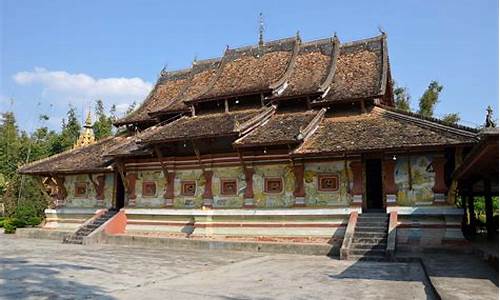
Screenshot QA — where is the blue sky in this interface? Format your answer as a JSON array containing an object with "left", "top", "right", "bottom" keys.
[{"left": 1, "top": 0, "right": 498, "bottom": 132}]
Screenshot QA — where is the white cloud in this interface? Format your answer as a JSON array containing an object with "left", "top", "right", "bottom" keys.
[{"left": 12, "top": 67, "right": 152, "bottom": 106}]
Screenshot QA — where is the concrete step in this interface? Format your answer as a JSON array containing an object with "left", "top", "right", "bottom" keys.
[
  {"left": 358, "top": 213, "right": 387, "bottom": 218},
  {"left": 63, "top": 238, "right": 83, "bottom": 244},
  {"left": 353, "top": 232, "right": 387, "bottom": 238},
  {"left": 355, "top": 226, "right": 387, "bottom": 233},
  {"left": 348, "top": 255, "right": 387, "bottom": 262},
  {"left": 349, "top": 248, "right": 386, "bottom": 256},
  {"left": 356, "top": 220, "right": 388, "bottom": 226},
  {"left": 353, "top": 237, "right": 387, "bottom": 244},
  {"left": 351, "top": 243, "right": 386, "bottom": 250}
]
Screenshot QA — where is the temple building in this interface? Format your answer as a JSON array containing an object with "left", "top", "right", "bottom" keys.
[{"left": 18, "top": 32, "right": 498, "bottom": 258}]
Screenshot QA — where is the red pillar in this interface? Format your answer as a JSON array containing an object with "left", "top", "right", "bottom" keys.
[
  {"left": 293, "top": 164, "right": 306, "bottom": 207},
  {"left": 432, "top": 157, "right": 448, "bottom": 204},
  {"left": 243, "top": 168, "right": 255, "bottom": 208},
  {"left": 125, "top": 173, "right": 137, "bottom": 207},
  {"left": 163, "top": 172, "right": 175, "bottom": 207},
  {"left": 202, "top": 170, "right": 214, "bottom": 208},
  {"left": 350, "top": 161, "right": 363, "bottom": 207},
  {"left": 383, "top": 160, "right": 398, "bottom": 206}
]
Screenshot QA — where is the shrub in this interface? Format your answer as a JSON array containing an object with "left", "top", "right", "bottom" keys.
[{"left": 3, "top": 219, "right": 15, "bottom": 234}]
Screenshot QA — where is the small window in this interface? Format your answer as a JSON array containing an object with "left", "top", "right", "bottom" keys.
[
  {"left": 142, "top": 181, "right": 157, "bottom": 197},
  {"left": 265, "top": 178, "right": 283, "bottom": 194},
  {"left": 221, "top": 179, "right": 237, "bottom": 195},
  {"left": 74, "top": 182, "right": 87, "bottom": 197},
  {"left": 318, "top": 175, "right": 339, "bottom": 191},
  {"left": 181, "top": 181, "right": 196, "bottom": 196}
]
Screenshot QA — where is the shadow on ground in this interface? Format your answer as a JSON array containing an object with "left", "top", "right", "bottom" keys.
[{"left": 0, "top": 257, "right": 115, "bottom": 299}]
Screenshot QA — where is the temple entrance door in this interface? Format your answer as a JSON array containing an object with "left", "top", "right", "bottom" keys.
[
  {"left": 115, "top": 173, "right": 125, "bottom": 209},
  {"left": 365, "top": 159, "right": 383, "bottom": 210}
]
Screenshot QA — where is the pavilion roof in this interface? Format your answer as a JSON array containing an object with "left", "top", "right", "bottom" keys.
[
  {"left": 114, "top": 69, "right": 191, "bottom": 126},
  {"left": 293, "top": 106, "right": 478, "bottom": 156},
  {"left": 18, "top": 135, "right": 127, "bottom": 175},
  {"left": 139, "top": 109, "right": 263, "bottom": 143},
  {"left": 115, "top": 33, "right": 390, "bottom": 127},
  {"left": 233, "top": 110, "right": 319, "bottom": 147}
]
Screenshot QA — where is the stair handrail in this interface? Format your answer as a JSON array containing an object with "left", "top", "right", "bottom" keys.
[
  {"left": 83, "top": 208, "right": 127, "bottom": 245},
  {"left": 63, "top": 208, "right": 107, "bottom": 241},
  {"left": 340, "top": 211, "right": 358, "bottom": 260},
  {"left": 386, "top": 210, "right": 398, "bottom": 258}
]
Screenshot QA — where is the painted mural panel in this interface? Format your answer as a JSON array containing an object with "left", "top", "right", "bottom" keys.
[
  {"left": 173, "top": 169, "right": 204, "bottom": 208},
  {"left": 212, "top": 166, "right": 245, "bottom": 208},
  {"left": 253, "top": 164, "right": 295, "bottom": 208},
  {"left": 304, "top": 161, "right": 352, "bottom": 206},
  {"left": 395, "top": 155, "right": 435, "bottom": 206},
  {"left": 63, "top": 174, "right": 113, "bottom": 208},
  {"left": 134, "top": 170, "right": 165, "bottom": 208}
]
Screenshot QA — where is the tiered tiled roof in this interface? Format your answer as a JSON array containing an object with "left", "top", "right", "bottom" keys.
[
  {"left": 270, "top": 37, "right": 338, "bottom": 99},
  {"left": 234, "top": 110, "right": 318, "bottom": 147},
  {"left": 115, "top": 34, "right": 389, "bottom": 127},
  {"left": 140, "top": 109, "right": 263, "bottom": 143},
  {"left": 19, "top": 32, "right": 483, "bottom": 176},
  {"left": 188, "top": 37, "right": 298, "bottom": 103},
  {"left": 151, "top": 58, "right": 222, "bottom": 117},
  {"left": 315, "top": 35, "right": 387, "bottom": 104},
  {"left": 114, "top": 69, "right": 191, "bottom": 126},
  {"left": 18, "top": 136, "right": 127, "bottom": 175},
  {"left": 294, "top": 106, "right": 478, "bottom": 156}
]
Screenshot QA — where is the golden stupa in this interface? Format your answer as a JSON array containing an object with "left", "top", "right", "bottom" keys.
[{"left": 73, "top": 111, "right": 96, "bottom": 149}]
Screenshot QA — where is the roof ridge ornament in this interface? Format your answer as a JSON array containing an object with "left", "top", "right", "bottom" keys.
[
  {"left": 258, "top": 12, "right": 265, "bottom": 48},
  {"left": 485, "top": 105, "right": 496, "bottom": 128},
  {"left": 377, "top": 26, "right": 386, "bottom": 36},
  {"left": 296, "top": 30, "right": 301, "bottom": 42},
  {"left": 160, "top": 64, "right": 168, "bottom": 77}
]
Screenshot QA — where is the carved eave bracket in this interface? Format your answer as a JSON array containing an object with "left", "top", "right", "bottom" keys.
[
  {"left": 297, "top": 108, "right": 326, "bottom": 141},
  {"left": 236, "top": 105, "right": 276, "bottom": 137}
]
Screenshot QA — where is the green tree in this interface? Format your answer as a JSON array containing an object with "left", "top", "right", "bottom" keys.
[
  {"left": 418, "top": 81, "right": 443, "bottom": 117},
  {"left": 126, "top": 101, "right": 137, "bottom": 115},
  {"left": 393, "top": 82, "right": 411, "bottom": 112},
  {"left": 93, "top": 99, "right": 113, "bottom": 140},
  {"left": 60, "top": 106, "right": 81, "bottom": 150},
  {"left": 442, "top": 113, "right": 461, "bottom": 125}
]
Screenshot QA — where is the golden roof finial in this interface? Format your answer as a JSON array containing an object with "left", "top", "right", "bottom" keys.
[
  {"left": 74, "top": 109, "right": 96, "bottom": 149},
  {"left": 84, "top": 110, "right": 92, "bottom": 128}
]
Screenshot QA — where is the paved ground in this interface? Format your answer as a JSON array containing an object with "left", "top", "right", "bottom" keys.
[
  {"left": 0, "top": 234, "right": 497, "bottom": 300},
  {"left": 422, "top": 254, "right": 498, "bottom": 300},
  {"left": 0, "top": 234, "right": 437, "bottom": 300}
]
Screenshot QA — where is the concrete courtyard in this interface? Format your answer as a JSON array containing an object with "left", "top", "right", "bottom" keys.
[{"left": 0, "top": 234, "right": 497, "bottom": 300}]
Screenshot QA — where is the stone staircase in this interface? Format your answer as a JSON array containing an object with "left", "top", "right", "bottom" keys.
[
  {"left": 63, "top": 209, "right": 117, "bottom": 244},
  {"left": 349, "top": 213, "right": 389, "bottom": 261}
]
